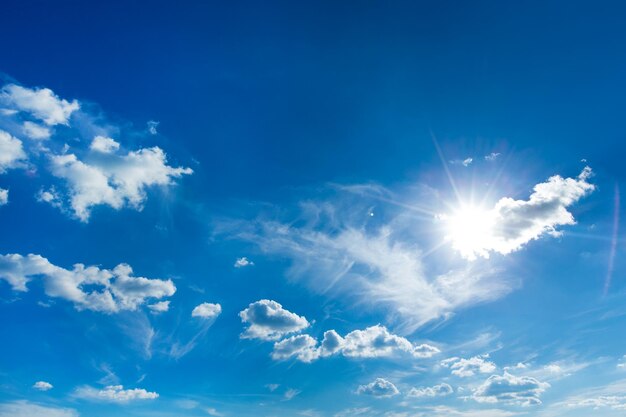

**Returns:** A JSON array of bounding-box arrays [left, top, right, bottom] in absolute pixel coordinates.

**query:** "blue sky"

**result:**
[[1, 1, 626, 416]]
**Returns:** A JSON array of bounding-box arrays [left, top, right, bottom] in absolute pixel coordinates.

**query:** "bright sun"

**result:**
[[444, 204, 495, 260]]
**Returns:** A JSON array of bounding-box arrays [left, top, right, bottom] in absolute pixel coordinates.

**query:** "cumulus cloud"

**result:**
[[74, 385, 158, 402], [0, 189, 7, 206], [0, 80, 192, 222], [445, 167, 595, 260], [356, 378, 400, 398], [0, 129, 26, 173], [472, 372, 550, 406], [33, 381, 53, 391], [22, 121, 51, 140], [239, 299, 309, 341], [90, 136, 120, 153], [1, 84, 79, 126], [270, 325, 439, 363], [407, 383, 453, 398], [49, 146, 192, 221], [272, 335, 320, 363], [191, 302, 222, 320], [234, 257, 254, 268], [0, 253, 175, 312], [441, 355, 497, 377], [148, 300, 170, 314], [0, 401, 78, 417]]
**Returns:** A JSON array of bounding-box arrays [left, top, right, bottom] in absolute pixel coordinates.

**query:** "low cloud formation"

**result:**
[[239, 299, 309, 341], [0, 253, 175, 312], [270, 325, 439, 363], [234, 257, 254, 268], [356, 378, 400, 398], [1, 84, 79, 126], [0, 80, 193, 222], [0, 130, 26, 173], [441, 355, 497, 377], [0, 189, 7, 206], [446, 167, 595, 260], [407, 383, 453, 398], [33, 381, 53, 391], [49, 146, 192, 222], [148, 300, 170, 314], [192, 302, 222, 320], [74, 385, 158, 402], [472, 372, 550, 406]]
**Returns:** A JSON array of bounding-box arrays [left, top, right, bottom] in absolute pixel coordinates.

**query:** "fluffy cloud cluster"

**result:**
[[0, 253, 175, 313], [441, 355, 497, 377], [192, 302, 222, 320], [356, 378, 399, 398], [239, 299, 310, 340], [49, 144, 192, 221], [0, 189, 7, 206], [407, 383, 453, 398], [0, 82, 192, 222], [271, 325, 440, 363], [33, 381, 53, 391], [234, 257, 254, 268], [0, 130, 26, 173], [472, 372, 550, 406], [1, 84, 79, 126], [446, 167, 595, 260], [74, 385, 158, 402]]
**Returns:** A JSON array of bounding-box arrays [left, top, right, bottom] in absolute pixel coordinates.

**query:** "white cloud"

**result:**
[[569, 395, 626, 410], [0, 253, 175, 312], [0, 401, 78, 417], [407, 383, 453, 398], [22, 121, 51, 140], [33, 381, 53, 391], [0, 189, 7, 206], [472, 372, 550, 406], [148, 300, 170, 314], [442, 355, 497, 377], [90, 136, 120, 153], [450, 158, 473, 167], [234, 257, 254, 268], [271, 325, 439, 363], [284, 388, 302, 401], [239, 299, 309, 340], [445, 167, 595, 260], [74, 385, 158, 402], [0, 129, 26, 173], [49, 146, 192, 221], [356, 378, 400, 398], [234, 218, 509, 332], [192, 302, 222, 320], [1, 84, 79, 126], [272, 335, 320, 362], [336, 325, 439, 359], [485, 152, 500, 161], [147, 120, 159, 135]]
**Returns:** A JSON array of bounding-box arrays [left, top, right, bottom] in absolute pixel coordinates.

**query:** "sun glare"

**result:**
[[444, 204, 495, 260]]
